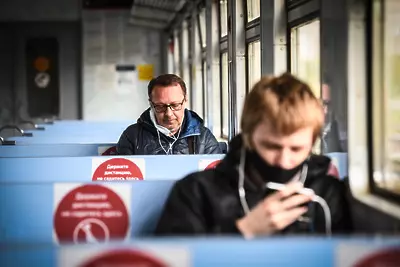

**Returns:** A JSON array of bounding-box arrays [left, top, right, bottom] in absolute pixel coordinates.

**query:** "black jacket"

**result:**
[[117, 108, 221, 155], [155, 134, 352, 236]]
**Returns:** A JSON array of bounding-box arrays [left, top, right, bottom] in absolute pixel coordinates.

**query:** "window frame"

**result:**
[[287, 13, 320, 73], [218, 0, 228, 140], [219, 0, 228, 38], [245, 38, 261, 93], [245, 0, 261, 24], [288, 18, 321, 96], [198, 6, 207, 49], [287, 13, 322, 154]]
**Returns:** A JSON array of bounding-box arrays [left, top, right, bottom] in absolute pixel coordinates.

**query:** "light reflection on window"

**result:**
[[247, 40, 261, 92]]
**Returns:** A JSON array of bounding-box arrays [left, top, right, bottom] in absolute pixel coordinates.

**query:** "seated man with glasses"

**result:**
[[154, 73, 352, 237], [321, 83, 343, 153], [117, 74, 221, 155]]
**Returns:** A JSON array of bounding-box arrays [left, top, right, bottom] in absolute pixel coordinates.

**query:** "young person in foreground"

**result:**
[[154, 73, 353, 238]]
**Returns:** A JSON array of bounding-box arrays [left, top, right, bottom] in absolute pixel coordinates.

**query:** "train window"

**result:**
[[290, 19, 321, 98], [221, 52, 229, 138], [182, 22, 191, 110], [247, 40, 261, 92], [212, 53, 222, 137], [220, 0, 228, 37], [173, 33, 180, 77], [290, 19, 321, 153], [182, 21, 190, 86], [194, 21, 204, 119], [202, 59, 208, 124], [372, 0, 400, 197], [246, 0, 260, 22], [199, 8, 207, 48], [168, 38, 174, 74]]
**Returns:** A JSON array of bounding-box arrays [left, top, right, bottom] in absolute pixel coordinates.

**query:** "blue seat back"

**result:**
[[0, 181, 175, 243], [1, 236, 399, 266]]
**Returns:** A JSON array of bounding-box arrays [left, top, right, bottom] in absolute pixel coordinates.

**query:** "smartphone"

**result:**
[[264, 182, 314, 207], [265, 182, 315, 196]]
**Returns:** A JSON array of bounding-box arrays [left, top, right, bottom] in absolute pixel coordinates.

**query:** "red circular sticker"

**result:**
[[101, 146, 117, 156], [92, 158, 144, 181], [79, 249, 168, 267], [205, 160, 221, 170], [54, 184, 129, 244], [353, 248, 400, 267]]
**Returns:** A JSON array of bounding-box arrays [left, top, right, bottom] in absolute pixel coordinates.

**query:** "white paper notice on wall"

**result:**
[[115, 64, 136, 96]]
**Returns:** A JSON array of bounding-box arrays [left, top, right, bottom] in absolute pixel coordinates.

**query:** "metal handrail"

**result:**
[[19, 120, 45, 130], [0, 125, 33, 137], [0, 136, 16, 145]]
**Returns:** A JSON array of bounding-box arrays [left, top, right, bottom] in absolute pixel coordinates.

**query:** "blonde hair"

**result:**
[[241, 73, 324, 149]]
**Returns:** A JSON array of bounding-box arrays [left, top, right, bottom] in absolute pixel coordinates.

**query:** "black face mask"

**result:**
[[247, 150, 305, 184]]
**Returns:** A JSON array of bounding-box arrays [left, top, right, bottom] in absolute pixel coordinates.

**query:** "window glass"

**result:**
[[246, 0, 260, 22], [199, 8, 207, 48], [220, 0, 228, 37], [182, 22, 191, 109], [290, 19, 321, 153], [194, 19, 204, 118], [290, 19, 320, 98], [372, 0, 400, 194], [173, 33, 180, 77], [168, 38, 174, 74], [202, 60, 208, 125], [221, 52, 229, 137], [247, 40, 261, 92], [212, 54, 222, 137], [182, 22, 189, 82]]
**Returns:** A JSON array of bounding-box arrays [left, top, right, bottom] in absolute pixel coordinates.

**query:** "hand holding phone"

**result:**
[[236, 181, 314, 238]]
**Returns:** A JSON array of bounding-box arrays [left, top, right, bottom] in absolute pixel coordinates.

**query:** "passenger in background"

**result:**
[[117, 74, 221, 155], [155, 73, 352, 237], [321, 83, 343, 153]]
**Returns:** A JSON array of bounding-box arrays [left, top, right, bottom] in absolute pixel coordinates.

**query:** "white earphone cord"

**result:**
[[156, 124, 182, 155], [237, 147, 332, 236], [311, 195, 332, 236], [238, 147, 250, 214]]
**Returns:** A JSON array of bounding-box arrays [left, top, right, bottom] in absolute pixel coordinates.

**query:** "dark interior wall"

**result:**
[[0, 0, 81, 126], [343, 180, 400, 235], [350, 197, 400, 234], [0, 25, 16, 125], [0, 0, 80, 21], [12, 22, 80, 121], [321, 0, 349, 150]]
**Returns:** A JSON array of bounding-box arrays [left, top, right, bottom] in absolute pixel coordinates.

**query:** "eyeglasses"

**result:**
[[150, 98, 185, 113]]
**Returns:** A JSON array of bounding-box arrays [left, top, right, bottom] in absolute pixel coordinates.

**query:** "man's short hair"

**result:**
[[241, 72, 324, 148], [148, 74, 187, 99]]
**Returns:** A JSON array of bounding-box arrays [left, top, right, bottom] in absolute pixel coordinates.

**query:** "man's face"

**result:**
[[251, 120, 314, 169], [150, 83, 186, 133]]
